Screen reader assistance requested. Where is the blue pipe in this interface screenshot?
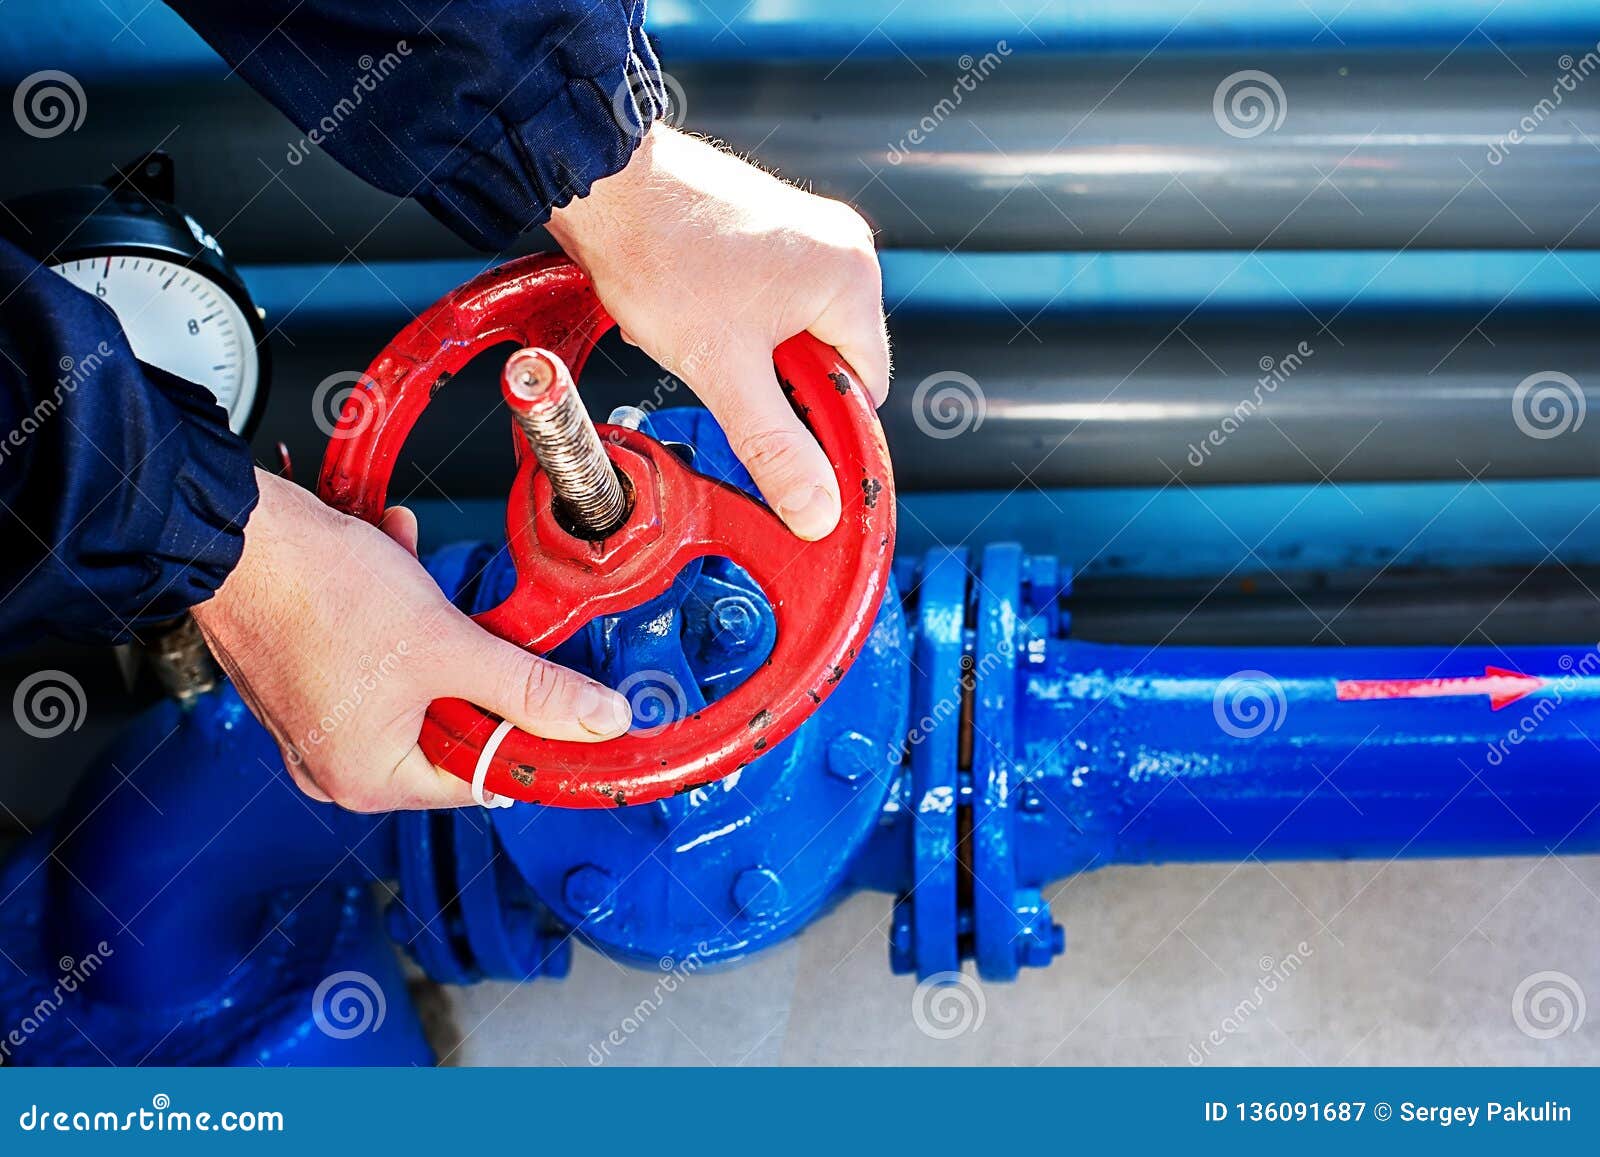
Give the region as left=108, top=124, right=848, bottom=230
left=44, top=689, right=392, bottom=1009
left=1018, top=640, right=1600, bottom=875
left=874, top=543, right=1600, bottom=978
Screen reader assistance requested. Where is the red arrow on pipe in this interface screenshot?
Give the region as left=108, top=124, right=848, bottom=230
left=1334, top=665, right=1545, bottom=711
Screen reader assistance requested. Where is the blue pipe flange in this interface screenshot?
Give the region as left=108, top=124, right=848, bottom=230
left=900, top=547, right=968, bottom=978
left=389, top=808, right=572, bottom=985
left=466, top=409, right=910, bottom=968
left=968, top=544, right=1067, bottom=979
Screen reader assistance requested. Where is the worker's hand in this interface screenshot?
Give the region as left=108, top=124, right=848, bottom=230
left=191, top=469, right=632, bottom=811
left=548, top=124, right=890, bottom=541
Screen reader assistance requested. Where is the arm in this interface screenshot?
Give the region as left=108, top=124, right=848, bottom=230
left=0, top=236, right=257, bottom=647
left=165, top=0, right=662, bottom=249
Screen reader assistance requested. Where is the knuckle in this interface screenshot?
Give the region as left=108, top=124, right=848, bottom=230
left=820, top=236, right=880, bottom=293
left=824, top=202, right=877, bottom=252
left=732, top=425, right=813, bottom=483
left=516, top=660, right=567, bottom=720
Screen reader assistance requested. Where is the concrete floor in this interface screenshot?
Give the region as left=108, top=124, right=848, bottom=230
left=442, top=855, right=1600, bottom=1066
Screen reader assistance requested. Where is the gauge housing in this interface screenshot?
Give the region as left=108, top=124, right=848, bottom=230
left=0, top=152, right=270, bottom=438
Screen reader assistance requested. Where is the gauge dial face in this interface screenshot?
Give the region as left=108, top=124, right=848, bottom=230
left=50, top=255, right=260, bottom=434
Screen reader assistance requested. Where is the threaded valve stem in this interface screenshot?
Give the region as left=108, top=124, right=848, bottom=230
left=502, top=347, right=630, bottom=538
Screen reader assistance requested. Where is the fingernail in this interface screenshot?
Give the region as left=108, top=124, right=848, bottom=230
left=578, top=684, right=632, bottom=735
left=777, top=485, right=840, bottom=541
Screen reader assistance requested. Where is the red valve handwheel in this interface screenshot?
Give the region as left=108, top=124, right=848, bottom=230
left=317, top=255, right=896, bottom=808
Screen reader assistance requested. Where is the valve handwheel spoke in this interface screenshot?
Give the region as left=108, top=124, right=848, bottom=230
left=318, top=255, right=895, bottom=808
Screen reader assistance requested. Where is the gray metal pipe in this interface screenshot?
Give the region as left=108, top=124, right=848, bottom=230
left=870, top=307, right=1600, bottom=489
left=7, top=49, right=1598, bottom=259
left=1072, top=566, right=1600, bottom=646
left=255, top=305, right=1600, bottom=494
left=689, top=50, right=1600, bottom=251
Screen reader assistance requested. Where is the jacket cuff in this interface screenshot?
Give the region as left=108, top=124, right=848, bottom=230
left=131, top=365, right=259, bottom=628
left=427, top=26, right=665, bottom=250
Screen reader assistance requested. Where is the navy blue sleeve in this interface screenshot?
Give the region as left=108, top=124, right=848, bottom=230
left=0, top=238, right=258, bottom=647
left=165, top=0, right=665, bottom=251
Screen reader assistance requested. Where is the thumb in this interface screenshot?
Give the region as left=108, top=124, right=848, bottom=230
left=441, top=615, right=632, bottom=741
left=694, top=345, right=841, bottom=540
left=378, top=505, right=420, bottom=556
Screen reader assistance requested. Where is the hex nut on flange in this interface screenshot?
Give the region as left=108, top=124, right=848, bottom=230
left=731, top=867, right=786, bottom=921
left=563, top=864, right=617, bottom=920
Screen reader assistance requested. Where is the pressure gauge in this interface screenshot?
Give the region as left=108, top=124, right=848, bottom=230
left=0, top=153, right=269, bottom=436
